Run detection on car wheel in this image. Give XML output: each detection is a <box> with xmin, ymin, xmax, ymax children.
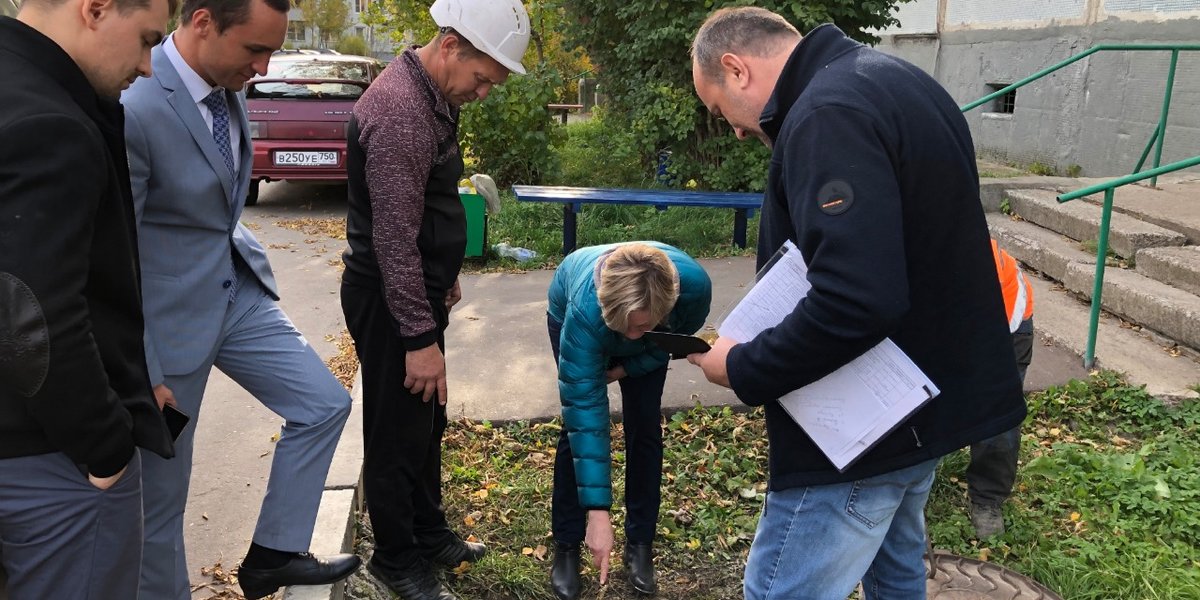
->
<box><xmin>245</xmin><ymin>179</ymin><xmax>260</xmax><ymax>206</ymax></box>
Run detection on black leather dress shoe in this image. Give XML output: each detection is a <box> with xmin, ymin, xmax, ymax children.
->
<box><xmin>550</xmin><ymin>542</ymin><xmax>581</xmax><ymax>600</ymax></box>
<box><xmin>237</xmin><ymin>552</ymin><xmax>360</xmax><ymax>599</ymax></box>
<box><xmin>624</xmin><ymin>543</ymin><xmax>656</xmax><ymax>595</ymax></box>
<box><xmin>368</xmin><ymin>557</ymin><xmax>459</xmax><ymax>600</ymax></box>
<box><xmin>424</xmin><ymin>536</ymin><xmax>487</xmax><ymax>568</ymax></box>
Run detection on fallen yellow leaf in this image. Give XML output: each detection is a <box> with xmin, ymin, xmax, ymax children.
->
<box><xmin>1070</xmin><ymin>512</ymin><xmax>1081</xmax><ymax>521</ymax></box>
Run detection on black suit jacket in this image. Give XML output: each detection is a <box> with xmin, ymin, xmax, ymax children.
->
<box><xmin>0</xmin><ymin>17</ymin><xmax>173</xmax><ymax>476</ymax></box>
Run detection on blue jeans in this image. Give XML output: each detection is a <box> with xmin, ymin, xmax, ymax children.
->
<box><xmin>744</xmin><ymin>458</ymin><xmax>939</xmax><ymax>600</ymax></box>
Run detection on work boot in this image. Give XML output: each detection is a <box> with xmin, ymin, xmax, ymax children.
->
<box><xmin>623</xmin><ymin>542</ymin><xmax>656</xmax><ymax>595</ymax></box>
<box><xmin>550</xmin><ymin>542</ymin><xmax>581</xmax><ymax>600</ymax></box>
<box><xmin>970</xmin><ymin>503</ymin><xmax>1005</xmax><ymax>538</ymax></box>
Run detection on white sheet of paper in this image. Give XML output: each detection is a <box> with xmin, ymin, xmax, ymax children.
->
<box><xmin>718</xmin><ymin>241</ymin><xmax>939</xmax><ymax>471</ymax></box>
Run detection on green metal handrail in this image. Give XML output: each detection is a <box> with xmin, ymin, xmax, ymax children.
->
<box><xmin>961</xmin><ymin>44</ymin><xmax>1200</xmax><ymax>184</ymax></box>
<box><xmin>1057</xmin><ymin>154</ymin><xmax>1200</xmax><ymax>369</ymax></box>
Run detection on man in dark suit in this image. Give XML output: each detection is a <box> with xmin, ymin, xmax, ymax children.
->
<box><xmin>0</xmin><ymin>0</ymin><xmax>175</xmax><ymax>597</ymax></box>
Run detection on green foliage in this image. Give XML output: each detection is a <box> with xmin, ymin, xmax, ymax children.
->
<box><xmin>553</xmin><ymin>108</ymin><xmax>649</xmax><ymax>189</ymax></box>
<box><xmin>298</xmin><ymin>0</ymin><xmax>350</xmax><ymax>48</ymax></box>
<box><xmin>1066</xmin><ymin>164</ymin><xmax>1083</xmax><ymax>177</ymax></box>
<box><xmin>336</xmin><ymin>34</ymin><xmax>370</xmax><ymax>57</ymax></box>
<box><xmin>927</xmin><ymin>371</ymin><xmax>1200</xmax><ymax>600</ymax></box>
<box><xmin>360</xmin><ymin>0</ymin><xmax>590</xmax><ymax>104</ymax></box>
<box><xmin>558</xmin><ymin>0</ymin><xmax>909</xmax><ymax>191</ymax></box>
<box><xmin>461</xmin><ymin>67</ymin><xmax>566</xmax><ymax>187</ymax></box>
<box><xmin>999</xmin><ymin>197</ymin><xmax>1013</xmax><ymax>216</ymax></box>
<box><xmin>1028</xmin><ymin>161</ymin><xmax>1057</xmax><ymax>176</ymax></box>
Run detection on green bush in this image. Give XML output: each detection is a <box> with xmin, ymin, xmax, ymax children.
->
<box><xmin>460</xmin><ymin>67</ymin><xmax>566</xmax><ymax>187</ymax></box>
<box><xmin>552</xmin><ymin>108</ymin><xmax>649</xmax><ymax>188</ymax></box>
<box><xmin>335</xmin><ymin>34</ymin><xmax>369</xmax><ymax>57</ymax></box>
<box><xmin>559</xmin><ymin>0</ymin><xmax>909</xmax><ymax>192</ymax></box>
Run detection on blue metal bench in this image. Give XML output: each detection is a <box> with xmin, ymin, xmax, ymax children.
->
<box><xmin>511</xmin><ymin>185</ymin><xmax>763</xmax><ymax>254</ymax></box>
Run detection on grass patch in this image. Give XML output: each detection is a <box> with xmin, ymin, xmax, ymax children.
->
<box><xmin>928</xmin><ymin>370</ymin><xmax>1200</xmax><ymax>600</ymax></box>
<box><xmin>1079</xmin><ymin>239</ymin><xmax>1133</xmax><ymax>268</ymax></box>
<box><xmin>346</xmin><ymin>371</ymin><xmax>1200</xmax><ymax>600</ymax></box>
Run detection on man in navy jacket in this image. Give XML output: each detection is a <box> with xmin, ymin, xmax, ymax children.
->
<box><xmin>688</xmin><ymin>7</ymin><xmax>1026</xmax><ymax>599</ymax></box>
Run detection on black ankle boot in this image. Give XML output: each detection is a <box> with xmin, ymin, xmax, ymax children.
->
<box><xmin>550</xmin><ymin>542</ymin><xmax>581</xmax><ymax>600</ymax></box>
<box><xmin>624</xmin><ymin>542</ymin><xmax>656</xmax><ymax>595</ymax></box>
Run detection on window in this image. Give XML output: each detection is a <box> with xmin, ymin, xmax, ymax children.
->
<box><xmin>287</xmin><ymin>21</ymin><xmax>306</xmax><ymax>43</ymax></box>
<box><xmin>356</xmin><ymin>0</ymin><xmax>368</xmax><ymax>13</ymax></box>
<box><xmin>987</xmin><ymin>83</ymin><xmax>1016</xmax><ymax>114</ymax></box>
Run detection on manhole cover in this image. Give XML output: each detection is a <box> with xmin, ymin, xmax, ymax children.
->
<box><xmin>926</xmin><ymin>552</ymin><xmax>1063</xmax><ymax>599</ymax></box>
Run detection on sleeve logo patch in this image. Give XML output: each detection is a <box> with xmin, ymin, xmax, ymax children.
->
<box><xmin>817</xmin><ymin>180</ymin><xmax>854</xmax><ymax>215</ymax></box>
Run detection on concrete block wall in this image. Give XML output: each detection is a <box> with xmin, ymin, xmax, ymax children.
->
<box><xmin>872</xmin><ymin>0</ymin><xmax>1200</xmax><ymax>178</ymax></box>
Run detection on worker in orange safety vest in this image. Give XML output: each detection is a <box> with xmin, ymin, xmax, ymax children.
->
<box><xmin>966</xmin><ymin>240</ymin><xmax>1035</xmax><ymax>538</ymax></box>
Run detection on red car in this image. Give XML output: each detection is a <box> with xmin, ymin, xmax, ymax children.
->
<box><xmin>245</xmin><ymin>52</ymin><xmax>384</xmax><ymax>205</ymax></box>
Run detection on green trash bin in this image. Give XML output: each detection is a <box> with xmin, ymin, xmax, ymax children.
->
<box><xmin>459</xmin><ymin>190</ymin><xmax>487</xmax><ymax>258</ymax></box>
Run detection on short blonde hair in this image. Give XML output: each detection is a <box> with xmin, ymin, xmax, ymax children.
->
<box><xmin>597</xmin><ymin>244</ymin><xmax>680</xmax><ymax>333</ymax></box>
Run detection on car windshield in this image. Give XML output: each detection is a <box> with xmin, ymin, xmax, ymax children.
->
<box><xmin>265</xmin><ymin>60</ymin><xmax>373</xmax><ymax>82</ymax></box>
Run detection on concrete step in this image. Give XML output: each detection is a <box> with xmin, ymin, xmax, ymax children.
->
<box><xmin>1136</xmin><ymin>246</ymin><xmax>1200</xmax><ymax>298</ymax></box>
<box><xmin>1081</xmin><ymin>181</ymin><xmax>1200</xmax><ymax>245</ymax></box>
<box><xmin>1024</xmin><ymin>274</ymin><xmax>1200</xmax><ymax>401</ymax></box>
<box><xmin>1006</xmin><ymin>189</ymin><xmax>1187</xmax><ymax>258</ymax></box>
<box><xmin>987</xmin><ymin>213</ymin><xmax>1095</xmax><ymax>282</ymax></box>
<box><xmin>1061</xmin><ymin>261</ymin><xmax>1200</xmax><ymax>353</ymax></box>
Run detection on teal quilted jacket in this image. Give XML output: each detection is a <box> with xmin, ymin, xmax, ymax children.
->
<box><xmin>547</xmin><ymin>242</ymin><xmax>712</xmax><ymax>509</ymax></box>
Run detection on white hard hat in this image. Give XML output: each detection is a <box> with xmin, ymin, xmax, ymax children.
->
<box><xmin>430</xmin><ymin>0</ymin><xmax>531</xmax><ymax>75</ymax></box>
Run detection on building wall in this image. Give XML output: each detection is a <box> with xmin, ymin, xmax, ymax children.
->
<box><xmin>286</xmin><ymin>3</ymin><xmax>398</xmax><ymax>59</ymax></box>
<box><xmin>872</xmin><ymin>0</ymin><xmax>1200</xmax><ymax>177</ymax></box>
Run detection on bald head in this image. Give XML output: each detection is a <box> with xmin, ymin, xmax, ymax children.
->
<box><xmin>691</xmin><ymin>6</ymin><xmax>799</xmax><ymax>84</ymax></box>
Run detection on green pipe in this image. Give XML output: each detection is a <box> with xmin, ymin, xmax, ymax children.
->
<box><xmin>1059</xmin><ymin>154</ymin><xmax>1200</xmax><ymax>202</ymax></box>
<box><xmin>960</xmin><ymin>48</ymin><xmax>1099</xmax><ymax>112</ymax></box>
<box><xmin>1133</xmin><ymin>125</ymin><xmax>1160</xmax><ymax>174</ymax></box>
<box><xmin>1083</xmin><ymin>189</ymin><xmax>1115</xmax><ymax>369</ymax></box>
<box><xmin>1151</xmin><ymin>50</ymin><xmax>1180</xmax><ymax>186</ymax></box>
<box><xmin>960</xmin><ymin>45</ymin><xmax>1200</xmax><ymax>113</ymax></box>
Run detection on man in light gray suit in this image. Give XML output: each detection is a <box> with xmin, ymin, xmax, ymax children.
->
<box><xmin>121</xmin><ymin>0</ymin><xmax>359</xmax><ymax>597</ymax></box>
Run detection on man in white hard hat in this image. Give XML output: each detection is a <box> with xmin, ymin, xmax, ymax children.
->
<box><xmin>340</xmin><ymin>0</ymin><xmax>530</xmax><ymax>598</ymax></box>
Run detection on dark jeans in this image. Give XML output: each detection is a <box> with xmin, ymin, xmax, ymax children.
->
<box><xmin>342</xmin><ymin>282</ymin><xmax>454</xmax><ymax>570</ymax></box>
<box><xmin>547</xmin><ymin>313</ymin><xmax>666</xmax><ymax>545</ymax></box>
<box><xmin>967</xmin><ymin>317</ymin><xmax>1033</xmax><ymax>507</ymax></box>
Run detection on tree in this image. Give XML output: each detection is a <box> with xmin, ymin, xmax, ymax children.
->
<box><xmin>298</xmin><ymin>0</ymin><xmax>350</xmax><ymax>48</ymax></box>
<box><xmin>558</xmin><ymin>0</ymin><xmax>911</xmax><ymax>191</ymax></box>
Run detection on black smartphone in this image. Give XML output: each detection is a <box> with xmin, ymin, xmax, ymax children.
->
<box><xmin>162</xmin><ymin>404</ymin><xmax>190</xmax><ymax>441</ymax></box>
<box><xmin>642</xmin><ymin>331</ymin><xmax>712</xmax><ymax>359</ymax></box>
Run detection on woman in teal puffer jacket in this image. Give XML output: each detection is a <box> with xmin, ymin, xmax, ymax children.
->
<box><xmin>545</xmin><ymin>242</ymin><xmax>711</xmax><ymax>600</ymax></box>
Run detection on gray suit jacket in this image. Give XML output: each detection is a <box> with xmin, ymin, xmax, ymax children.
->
<box><xmin>123</xmin><ymin>44</ymin><xmax>279</xmax><ymax>384</ymax></box>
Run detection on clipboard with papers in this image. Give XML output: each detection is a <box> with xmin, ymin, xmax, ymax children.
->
<box><xmin>717</xmin><ymin>240</ymin><xmax>940</xmax><ymax>472</ymax></box>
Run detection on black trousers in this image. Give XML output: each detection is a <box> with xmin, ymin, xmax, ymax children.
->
<box><xmin>547</xmin><ymin>314</ymin><xmax>667</xmax><ymax>546</ymax></box>
<box><xmin>342</xmin><ymin>282</ymin><xmax>454</xmax><ymax>569</ymax></box>
<box><xmin>967</xmin><ymin>317</ymin><xmax>1034</xmax><ymax>507</ymax></box>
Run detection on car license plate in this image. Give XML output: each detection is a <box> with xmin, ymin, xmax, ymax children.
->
<box><xmin>273</xmin><ymin>151</ymin><xmax>338</xmax><ymax>167</ymax></box>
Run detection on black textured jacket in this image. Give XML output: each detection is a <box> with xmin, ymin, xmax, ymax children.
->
<box><xmin>0</xmin><ymin>17</ymin><xmax>173</xmax><ymax>476</ymax></box>
<box><xmin>726</xmin><ymin>24</ymin><xmax>1026</xmax><ymax>489</ymax></box>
